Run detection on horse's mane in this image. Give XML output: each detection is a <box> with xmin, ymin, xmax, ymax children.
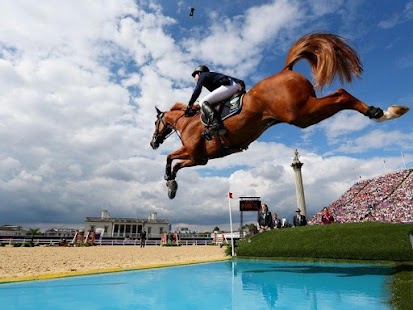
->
<box><xmin>170</xmin><ymin>103</ymin><xmax>186</xmax><ymax>111</ymax></box>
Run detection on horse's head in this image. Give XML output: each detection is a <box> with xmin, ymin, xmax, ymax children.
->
<box><xmin>150</xmin><ymin>107</ymin><xmax>173</xmax><ymax>150</ymax></box>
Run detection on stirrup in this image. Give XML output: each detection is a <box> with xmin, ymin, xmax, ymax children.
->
<box><xmin>205</xmin><ymin>124</ymin><xmax>227</xmax><ymax>136</ymax></box>
<box><xmin>210</xmin><ymin>123</ymin><xmax>227</xmax><ymax>135</ymax></box>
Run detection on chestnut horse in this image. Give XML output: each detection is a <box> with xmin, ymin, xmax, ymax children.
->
<box><xmin>150</xmin><ymin>33</ymin><xmax>409</xmax><ymax>199</ymax></box>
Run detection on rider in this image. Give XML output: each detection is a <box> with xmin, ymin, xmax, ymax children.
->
<box><xmin>185</xmin><ymin>65</ymin><xmax>245</xmax><ymax>136</ymax></box>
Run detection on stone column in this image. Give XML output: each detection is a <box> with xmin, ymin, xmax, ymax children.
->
<box><xmin>291</xmin><ymin>149</ymin><xmax>307</xmax><ymax>216</ymax></box>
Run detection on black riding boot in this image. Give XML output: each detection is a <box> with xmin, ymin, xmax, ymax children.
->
<box><xmin>201</xmin><ymin>102</ymin><xmax>227</xmax><ymax>136</ymax></box>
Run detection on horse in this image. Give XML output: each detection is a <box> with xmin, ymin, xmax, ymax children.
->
<box><xmin>150</xmin><ymin>33</ymin><xmax>409</xmax><ymax>199</ymax></box>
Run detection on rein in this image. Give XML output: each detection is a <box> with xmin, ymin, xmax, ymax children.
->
<box><xmin>170</xmin><ymin>112</ymin><xmax>188</xmax><ymax>142</ymax></box>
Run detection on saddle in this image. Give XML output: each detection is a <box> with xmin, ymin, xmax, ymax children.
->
<box><xmin>200</xmin><ymin>93</ymin><xmax>244</xmax><ymax>126</ymax></box>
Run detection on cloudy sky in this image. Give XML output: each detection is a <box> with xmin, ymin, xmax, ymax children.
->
<box><xmin>0</xmin><ymin>0</ymin><xmax>412</xmax><ymax>232</ymax></box>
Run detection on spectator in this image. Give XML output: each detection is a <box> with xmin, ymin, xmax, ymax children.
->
<box><xmin>321</xmin><ymin>207</ymin><xmax>334</xmax><ymax>224</ymax></box>
<box><xmin>308</xmin><ymin>168</ymin><xmax>413</xmax><ymax>225</ymax></box>
<box><xmin>257</xmin><ymin>204</ymin><xmax>273</xmax><ymax>232</ymax></box>
<box><xmin>140</xmin><ymin>229</ymin><xmax>147</xmax><ymax>248</ymax></box>
<box><xmin>293</xmin><ymin>209</ymin><xmax>307</xmax><ymax>227</ymax></box>
<box><xmin>272</xmin><ymin>213</ymin><xmax>282</xmax><ymax>229</ymax></box>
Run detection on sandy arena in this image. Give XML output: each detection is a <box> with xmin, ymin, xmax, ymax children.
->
<box><xmin>0</xmin><ymin>245</ymin><xmax>228</xmax><ymax>283</ymax></box>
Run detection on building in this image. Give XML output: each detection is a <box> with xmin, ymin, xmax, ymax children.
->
<box><xmin>44</xmin><ymin>228</ymin><xmax>77</xmax><ymax>238</ymax></box>
<box><xmin>0</xmin><ymin>225</ymin><xmax>26</xmax><ymax>236</ymax></box>
<box><xmin>84</xmin><ymin>210</ymin><xmax>170</xmax><ymax>238</ymax></box>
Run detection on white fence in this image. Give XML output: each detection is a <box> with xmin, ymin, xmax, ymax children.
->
<box><xmin>0</xmin><ymin>237</ymin><xmax>216</xmax><ymax>247</ymax></box>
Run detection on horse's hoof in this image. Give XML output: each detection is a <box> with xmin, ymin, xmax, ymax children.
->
<box><xmin>168</xmin><ymin>190</ymin><xmax>176</xmax><ymax>199</ymax></box>
<box><xmin>389</xmin><ymin>105</ymin><xmax>409</xmax><ymax>117</ymax></box>
<box><xmin>375</xmin><ymin>105</ymin><xmax>410</xmax><ymax>122</ymax></box>
<box><xmin>166</xmin><ymin>180</ymin><xmax>178</xmax><ymax>199</ymax></box>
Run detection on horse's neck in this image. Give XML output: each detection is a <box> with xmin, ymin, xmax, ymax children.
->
<box><xmin>166</xmin><ymin>111</ymin><xmax>186</xmax><ymax>130</ymax></box>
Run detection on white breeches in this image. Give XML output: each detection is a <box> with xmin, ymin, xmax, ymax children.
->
<box><xmin>199</xmin><ymin>81</ymin><xmax>242</xmax><ymax>107</ymax></box>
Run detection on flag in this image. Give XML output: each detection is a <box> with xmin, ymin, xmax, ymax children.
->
<box><xmin>228</xmin><ymin>192</ymin><xmax>233</xmax><ymax>199</ymax></box>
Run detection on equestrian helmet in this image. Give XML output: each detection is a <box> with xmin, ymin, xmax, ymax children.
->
<box><xmin>192</xmin><ymin>65</ymin><xmax>209</xmax><ymax>77</ymax></box>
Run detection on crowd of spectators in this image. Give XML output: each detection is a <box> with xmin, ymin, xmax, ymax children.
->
<box><xmin>309</xmin><ymin>169</ymin><xmax>413</xmax><ymax>225</ymax></box>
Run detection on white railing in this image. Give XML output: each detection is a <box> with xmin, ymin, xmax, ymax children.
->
<box><xmin>0</xmin><ymin>238</ymin><xmax>60</xmax><ymax>246</ymax></box>
<box><xmin>0</xmin><ymin>238</ymin><xmax>217</xmax><ymax>247</ymax></box>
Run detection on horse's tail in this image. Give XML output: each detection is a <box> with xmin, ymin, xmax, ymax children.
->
<box><xmin>283</xmin><ymin>33</ymin><xmax>363</xmax><ymax>89</ymax></box>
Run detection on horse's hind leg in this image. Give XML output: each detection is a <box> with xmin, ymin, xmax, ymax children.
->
<box><xmin>294</xmin><ymin>89</ymin><xmax>409</xmax><ymax>128</ymax></box>
<box><xmin>329</xmin><ymin>89</ymin><xmax>409</xmax><ymax>122</ymax></box>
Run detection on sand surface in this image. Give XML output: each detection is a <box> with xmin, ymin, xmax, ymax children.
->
<box><xmin>0</xmin><ymin>245</ymin><xmax>228</xmax><ymax>282</ymax></box>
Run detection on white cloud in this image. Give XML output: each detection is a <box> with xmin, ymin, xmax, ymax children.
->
<box><xmin>335</xmin><ymin>129</ymin><xmax>413</xmax><ymax>153</ymax></box>
<box><xmin>184</xmin><ymin>0</ymin><xmax>305</xmax><ymax>74</ymax></box>
<box><xmin>0</xmin><ymin>1</ymin><xmax>411</xmax><ymax>232</ymax></box>
<box><xmin>318</xmin><ymin>111</ymin><xmax>371</xmax><ymax>141</ymax></box>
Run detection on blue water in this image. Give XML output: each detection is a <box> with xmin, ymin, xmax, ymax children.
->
<box><xmin>0</xmin><ymin>259</ymin><xmax>392</xmax><ymax>310</ymax></box>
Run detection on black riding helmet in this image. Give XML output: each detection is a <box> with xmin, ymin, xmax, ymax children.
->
<box><xmin>192</xmin><ymin>65</ymin><xmax>209</xmax><ymax>77</ymax></box>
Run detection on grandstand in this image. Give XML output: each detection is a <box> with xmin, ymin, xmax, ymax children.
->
<box><xmin>308</xmin><ymin>168</ymin><xmax>413</xmax><ymax>224</ymax></box>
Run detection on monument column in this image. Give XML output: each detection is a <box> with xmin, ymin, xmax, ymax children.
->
<box><xmin>291</xmin><ymin>149</ymin><xmax>307</xmax><ymax>216</ymax></box>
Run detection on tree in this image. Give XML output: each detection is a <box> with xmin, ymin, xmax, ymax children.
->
<box><xmin>241</xmin><ymin>223</ymin><xmax>258</xmax><ymax>236</ymax></box>
<box><xmin>26</xmin><ymin>228</ymin><xmax>41</xmax><ymax>245</ymax></box>
<box><xmin>212</xmin><ymin>226</ymin><xmax>220</xmax><ymax>232</ymax></box>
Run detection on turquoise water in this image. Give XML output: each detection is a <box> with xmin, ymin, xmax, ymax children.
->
<box><xmin>0</xmin><ymin>260</ymin><xmax>392</xmax><ymax>309</ymax></box>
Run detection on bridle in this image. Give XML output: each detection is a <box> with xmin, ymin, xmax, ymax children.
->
<box><xmin>153</xmin><ymin>112</ymin><xmax>173</xmax><ymax>145</ymax></box>
<box><xmin>153</xmin><ymin>110</ymin><xmax>187</xmax><ymax>145</ymax></box>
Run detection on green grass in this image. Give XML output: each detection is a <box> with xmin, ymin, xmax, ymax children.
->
<box><xmin>234</xmin><ymin>222</ymin><xmax>413</xmax><ymax>310</ymax></box>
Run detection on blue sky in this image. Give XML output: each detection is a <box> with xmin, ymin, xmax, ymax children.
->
<box><xmin>0</xmin><ymin>0</ymin><xmax>412</xmax><ymax>232</ymax></box>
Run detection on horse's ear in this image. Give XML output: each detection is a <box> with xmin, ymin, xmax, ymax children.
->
<box><xmin>155</xmin><ymin>106</ymin><xmax>162</xmax><ymax>115</ymax></box>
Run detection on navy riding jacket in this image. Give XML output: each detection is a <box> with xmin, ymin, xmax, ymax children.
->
<box><xmin>188</xmin><ymin>72</ymin><xmax>244</xmax><ymax>106</ymax></box>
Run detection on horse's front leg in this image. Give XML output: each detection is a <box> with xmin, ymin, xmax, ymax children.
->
<box><xmin>164</xmin><ymin>160</ymin><xmax>172</xmax><ymax>181</ymax></box>
<box><xmin>164</xmin><ymin>146</ymin><xmax>191</xmax><ymax>181</ymax></box>
<box><xmin>171</xmin><ymin>157</ymin><xmax>208</xmax><ymax>179</ymax></box>
<box><xmin>164</xmin><ymin>147</ymin><xmax>206</xmax><ymax>200</ymax></box>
